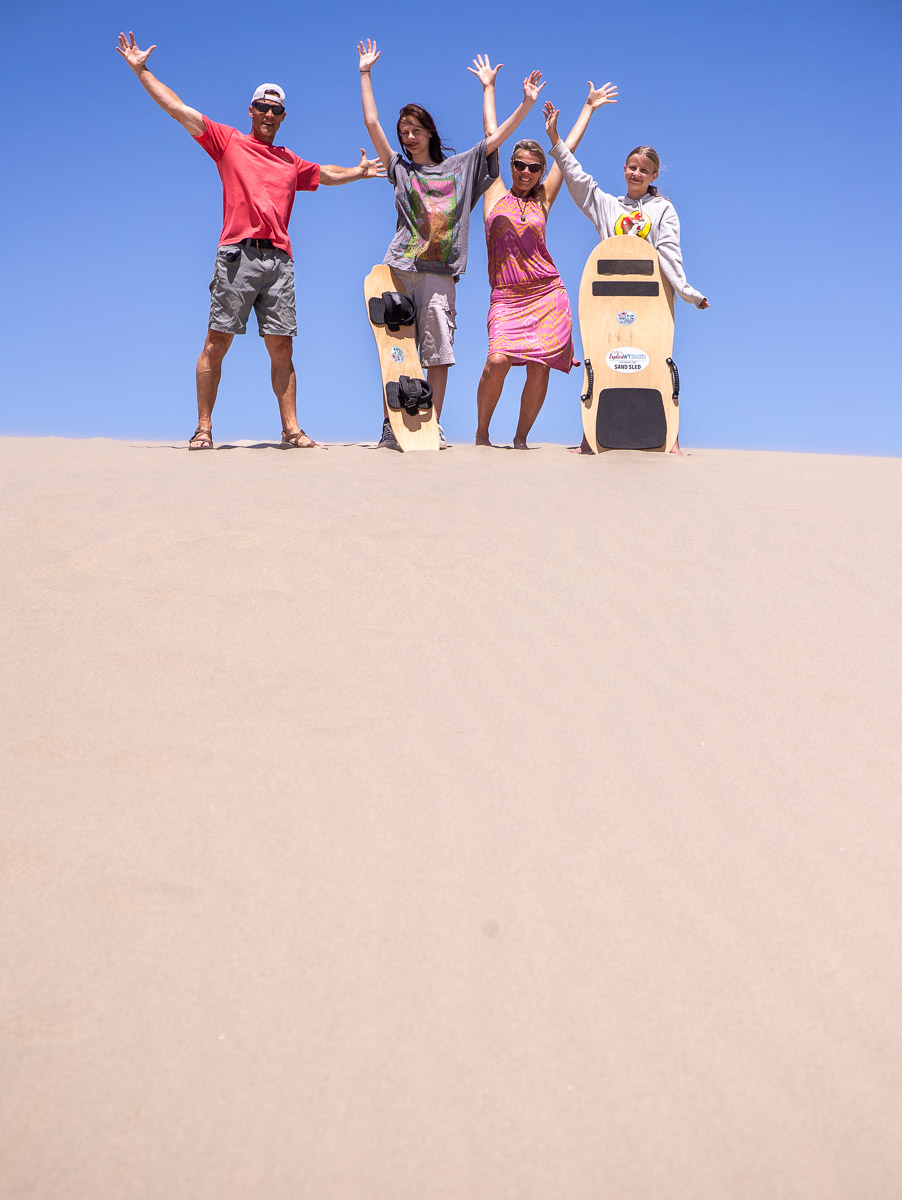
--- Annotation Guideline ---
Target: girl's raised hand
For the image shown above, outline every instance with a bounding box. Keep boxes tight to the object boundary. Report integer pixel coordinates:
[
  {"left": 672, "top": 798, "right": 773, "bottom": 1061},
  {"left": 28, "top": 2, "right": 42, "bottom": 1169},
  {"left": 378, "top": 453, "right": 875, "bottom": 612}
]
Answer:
[
  {"left": 586, "top": 80, "right": 618, "bottom": 109},
  {"left": 467, "top": 53, "right": 503, "bottom": 88},
  {"left": 543, "top": 100, "right": 560, "bottom": 142},
  {"left": 357, "top": 39, "right": 381, "bottom": 72},
  {"left": 522, "top": 70, "right": 545, "bottom": 104}
]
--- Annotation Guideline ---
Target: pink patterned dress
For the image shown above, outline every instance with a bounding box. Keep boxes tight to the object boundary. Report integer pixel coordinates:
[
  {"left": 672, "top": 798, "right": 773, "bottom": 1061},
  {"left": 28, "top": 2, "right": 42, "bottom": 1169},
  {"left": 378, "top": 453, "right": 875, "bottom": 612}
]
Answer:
[{"left": 485, "top": 193, "right": 574, "bottom": 373}]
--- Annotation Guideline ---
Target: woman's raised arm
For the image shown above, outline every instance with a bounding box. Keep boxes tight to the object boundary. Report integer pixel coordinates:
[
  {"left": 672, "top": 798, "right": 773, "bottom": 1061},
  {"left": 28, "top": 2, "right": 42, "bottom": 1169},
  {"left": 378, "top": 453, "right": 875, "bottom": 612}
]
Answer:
[
  {"left": 484, "top": 69, "right": 545, "bottom": 155},
  {"left": 358, "top": 39, "right": 393, "bottom": 169},
  {"left": 544, "top": 80, "right": 618, "bottom": 208}
]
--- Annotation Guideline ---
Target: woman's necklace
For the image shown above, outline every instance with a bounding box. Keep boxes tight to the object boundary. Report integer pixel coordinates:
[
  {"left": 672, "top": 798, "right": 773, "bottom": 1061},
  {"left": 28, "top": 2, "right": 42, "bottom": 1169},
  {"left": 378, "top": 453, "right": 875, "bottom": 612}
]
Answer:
[{"left": 513, "top": 192, "right": 529, "bottom": 223}]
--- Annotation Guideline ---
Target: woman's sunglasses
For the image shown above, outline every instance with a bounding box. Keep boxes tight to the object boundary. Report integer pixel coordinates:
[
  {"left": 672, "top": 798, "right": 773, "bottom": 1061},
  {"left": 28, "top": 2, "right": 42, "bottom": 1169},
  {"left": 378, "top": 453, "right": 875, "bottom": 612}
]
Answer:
[
  {"left": 512, "top": 160, "right": 543, "bottom": 174},
  {"left": 252, "top": 102, "right": 285, "bottom": 116}
]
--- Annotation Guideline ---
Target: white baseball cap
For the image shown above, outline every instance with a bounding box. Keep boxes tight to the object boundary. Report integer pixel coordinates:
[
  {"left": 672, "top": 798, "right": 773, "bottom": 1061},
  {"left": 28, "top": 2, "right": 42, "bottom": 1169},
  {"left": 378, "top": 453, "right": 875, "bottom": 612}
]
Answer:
[{"left": 251, "top": 84, "right": 286, "bottom": 106}]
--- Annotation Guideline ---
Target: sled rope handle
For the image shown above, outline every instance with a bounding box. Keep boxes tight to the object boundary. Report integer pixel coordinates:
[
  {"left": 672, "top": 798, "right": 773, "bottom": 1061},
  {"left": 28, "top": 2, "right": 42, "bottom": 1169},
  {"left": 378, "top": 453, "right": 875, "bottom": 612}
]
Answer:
[
  {"left": 581, "top": 358, "right": 594, "bottom": 406},
  {"left": 666, "top": 357, "right": 680, "bottom": 403}
]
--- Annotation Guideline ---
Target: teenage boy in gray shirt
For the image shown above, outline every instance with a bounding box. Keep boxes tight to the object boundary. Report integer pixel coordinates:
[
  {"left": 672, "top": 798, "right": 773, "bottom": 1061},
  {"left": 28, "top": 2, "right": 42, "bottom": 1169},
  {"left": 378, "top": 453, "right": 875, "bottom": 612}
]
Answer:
[{"left": 358, "top": 38, "right": 544, "bottom": 445}]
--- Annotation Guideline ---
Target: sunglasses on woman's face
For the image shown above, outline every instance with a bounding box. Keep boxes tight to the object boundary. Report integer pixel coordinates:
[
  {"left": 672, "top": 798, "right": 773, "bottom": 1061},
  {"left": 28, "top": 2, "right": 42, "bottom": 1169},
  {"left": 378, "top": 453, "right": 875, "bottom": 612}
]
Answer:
[
  {"left": 512, "top": 160, "right": 543, "bottom": 174},
  {"left": 252, "top": 102, "right": 285, "bottom": 116}
]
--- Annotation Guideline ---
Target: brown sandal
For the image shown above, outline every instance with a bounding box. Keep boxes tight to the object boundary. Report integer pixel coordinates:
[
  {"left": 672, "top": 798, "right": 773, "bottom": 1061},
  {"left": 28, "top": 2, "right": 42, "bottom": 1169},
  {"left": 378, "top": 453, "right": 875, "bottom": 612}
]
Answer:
[
  {"left": 189, "top": 426, "right": 213, "bottom": 451},
  {"left": 280, "top": 430, "right": 325, "bottom": 449}
]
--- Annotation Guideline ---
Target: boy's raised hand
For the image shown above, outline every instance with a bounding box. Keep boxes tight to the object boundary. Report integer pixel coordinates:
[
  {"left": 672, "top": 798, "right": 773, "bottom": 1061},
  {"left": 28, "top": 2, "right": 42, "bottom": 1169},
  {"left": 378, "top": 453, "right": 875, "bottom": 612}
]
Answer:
[
  {"left": 357, "top": 39, "right": 381, "bottom": 71},
  {"left": 468, "top": 53, "right": 503, "bottom": 88},
  {"left": 522, "top": 70, "right": 545, "bottom": 104}
]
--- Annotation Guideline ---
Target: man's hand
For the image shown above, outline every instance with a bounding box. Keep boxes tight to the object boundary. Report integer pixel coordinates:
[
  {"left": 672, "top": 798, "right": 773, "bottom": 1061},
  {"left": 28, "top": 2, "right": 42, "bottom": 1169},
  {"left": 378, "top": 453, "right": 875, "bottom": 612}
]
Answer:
[
  {"left": 319, "top": 153, "right": 388, "bottom": 185},
  {"left": 116, "top": 31, "right": 156, "bottom": 72},
  {"left": 586, "top": 80, "right": 618, "bottom": 110},
  {"left": 358, "top": 39, "right": 380, "bottom": 72},
  {"left": 468, "top": 53, "right": 503, "bottom": 88},
  {"left": 522, "top": 70, "right": 545, "bottom": 105},
  {"left": 358, "top": 149, "right": 387, "bottom": 179},
  {"left": 115, "top": 31, "right": 203, "bottom": 134}
]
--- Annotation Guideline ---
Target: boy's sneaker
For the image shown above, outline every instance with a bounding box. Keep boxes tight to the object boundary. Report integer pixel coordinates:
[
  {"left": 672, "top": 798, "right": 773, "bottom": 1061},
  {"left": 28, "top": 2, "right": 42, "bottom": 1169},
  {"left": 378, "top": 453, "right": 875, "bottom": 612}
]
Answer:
[
  {"left": 378, "top": 418, "right": 401, "bottom": 450},
  {"left": 438, "top": 423, "right": 449, "bottom": 447}
]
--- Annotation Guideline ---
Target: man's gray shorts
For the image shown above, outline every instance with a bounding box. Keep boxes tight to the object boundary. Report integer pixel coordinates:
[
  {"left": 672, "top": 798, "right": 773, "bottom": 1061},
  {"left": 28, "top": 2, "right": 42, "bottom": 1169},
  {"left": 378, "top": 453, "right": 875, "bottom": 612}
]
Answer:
[{"left": 208, "top": 242, "right": 296, "bottom": 337}]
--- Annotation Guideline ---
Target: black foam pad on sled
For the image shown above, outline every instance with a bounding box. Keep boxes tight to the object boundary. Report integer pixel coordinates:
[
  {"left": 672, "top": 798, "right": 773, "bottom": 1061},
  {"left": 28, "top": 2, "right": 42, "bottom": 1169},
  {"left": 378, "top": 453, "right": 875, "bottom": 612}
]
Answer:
[
  {"left": 592, "top": 281, "right": 660, "bottom": 297},
  {"left": 596, "top": 258, "right": 655, "bottom": 275},
  {"left": 596, "top": 388, "right": 666, "bottom": 450}
]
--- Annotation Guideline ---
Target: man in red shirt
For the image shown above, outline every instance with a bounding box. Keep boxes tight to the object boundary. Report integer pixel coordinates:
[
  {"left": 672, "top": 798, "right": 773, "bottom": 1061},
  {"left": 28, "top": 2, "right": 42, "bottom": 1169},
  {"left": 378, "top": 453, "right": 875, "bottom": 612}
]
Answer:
[{"left": 117, "top": 32, "right": 384, "bottom": 449}]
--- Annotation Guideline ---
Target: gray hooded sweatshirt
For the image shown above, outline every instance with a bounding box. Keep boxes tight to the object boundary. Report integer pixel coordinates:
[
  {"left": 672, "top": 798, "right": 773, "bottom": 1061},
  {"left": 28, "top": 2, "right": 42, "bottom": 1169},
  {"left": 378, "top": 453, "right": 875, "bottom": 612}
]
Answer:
[{"left": 550, "top": 142, "right": 706, "bottom": 307}]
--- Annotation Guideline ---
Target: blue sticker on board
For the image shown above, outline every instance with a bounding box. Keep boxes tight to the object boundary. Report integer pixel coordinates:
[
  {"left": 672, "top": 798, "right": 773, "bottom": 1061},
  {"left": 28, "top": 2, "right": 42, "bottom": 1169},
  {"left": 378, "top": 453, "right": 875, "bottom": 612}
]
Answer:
[
  {"left": 616, "top": 310, "right": 637, "bottom": 326},
  {"left": 390, "top": 346, "right": 404, "bottom": 363}
]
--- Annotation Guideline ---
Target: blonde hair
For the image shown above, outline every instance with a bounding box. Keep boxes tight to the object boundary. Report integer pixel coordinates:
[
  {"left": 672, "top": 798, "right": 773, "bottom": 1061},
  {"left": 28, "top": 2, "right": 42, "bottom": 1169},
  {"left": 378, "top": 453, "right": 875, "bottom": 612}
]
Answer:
[
  {"left": 624, "top": 145, "right": 662, "bottom": 197},
  {"left": 510, "top": 139, "right": 547, "bottom": 208}
]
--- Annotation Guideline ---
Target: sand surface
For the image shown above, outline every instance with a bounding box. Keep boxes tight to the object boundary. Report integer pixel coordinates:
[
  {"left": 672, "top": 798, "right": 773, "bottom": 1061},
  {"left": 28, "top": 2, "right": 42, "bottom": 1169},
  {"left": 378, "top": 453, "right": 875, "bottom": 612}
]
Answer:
[{"left": 3, "top": 436, "right": 902, "bottom": 1198}]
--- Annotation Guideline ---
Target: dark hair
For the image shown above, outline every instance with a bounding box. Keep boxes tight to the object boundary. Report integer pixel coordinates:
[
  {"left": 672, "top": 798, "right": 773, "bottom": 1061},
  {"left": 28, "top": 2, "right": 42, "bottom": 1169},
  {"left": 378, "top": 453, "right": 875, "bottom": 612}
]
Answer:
[
  {"left": 510, "top": 139, "right": 548, "bottom": 209},
  {"left": 396, "top": 104, "right": 455, "bottom": 164},
  {"left": 624, "top": 145, "right": 662, "bottom": 197}
]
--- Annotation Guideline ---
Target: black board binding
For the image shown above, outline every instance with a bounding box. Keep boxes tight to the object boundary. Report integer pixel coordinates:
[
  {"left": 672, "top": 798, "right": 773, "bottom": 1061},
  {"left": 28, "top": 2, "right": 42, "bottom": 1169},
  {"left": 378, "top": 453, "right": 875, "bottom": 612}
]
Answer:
[
  {"left": 385, "top": 375, "right": 434, "bottom": 415},
  {"left": 368, "top": 291, "right": 417, "bottom": 332}
]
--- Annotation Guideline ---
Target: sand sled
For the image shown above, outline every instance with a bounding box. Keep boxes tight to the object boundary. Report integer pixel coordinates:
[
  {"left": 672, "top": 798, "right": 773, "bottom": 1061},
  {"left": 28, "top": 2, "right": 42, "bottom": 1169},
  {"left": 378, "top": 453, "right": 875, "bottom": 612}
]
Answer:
[
  {"left": 577, "top": 236, "right": 679, "bottom": 453},
  {"left": 364, "top": 265, "right": 440, "bottom": 452}
]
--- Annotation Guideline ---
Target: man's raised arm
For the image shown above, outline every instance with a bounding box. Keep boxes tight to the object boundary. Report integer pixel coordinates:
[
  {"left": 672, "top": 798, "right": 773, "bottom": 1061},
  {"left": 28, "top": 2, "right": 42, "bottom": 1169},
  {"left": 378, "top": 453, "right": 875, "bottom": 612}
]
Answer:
[{"left": 116, "top": 32, "right": 205, "bottom": 136}]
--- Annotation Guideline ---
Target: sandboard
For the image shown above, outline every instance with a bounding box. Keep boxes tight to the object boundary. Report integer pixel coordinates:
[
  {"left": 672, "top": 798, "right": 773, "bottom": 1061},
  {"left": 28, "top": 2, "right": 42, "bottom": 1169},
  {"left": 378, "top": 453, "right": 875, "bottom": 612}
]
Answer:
[
  {"left": 577, "top": 236, "right": 679, "bottom": 454},
  {"left": 363, "top": 265, "right": 440, "bottom": 452}
]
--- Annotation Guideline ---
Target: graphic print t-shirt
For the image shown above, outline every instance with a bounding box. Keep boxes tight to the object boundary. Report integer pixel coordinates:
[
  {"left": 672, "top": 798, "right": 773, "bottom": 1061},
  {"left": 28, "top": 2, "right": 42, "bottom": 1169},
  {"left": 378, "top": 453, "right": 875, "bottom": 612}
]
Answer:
[
  {"left": 194, "top": 118, "right": 320, "bottom": 259},
  {"left": 383, "top": 140, "right": 499, "bottom": 277}
]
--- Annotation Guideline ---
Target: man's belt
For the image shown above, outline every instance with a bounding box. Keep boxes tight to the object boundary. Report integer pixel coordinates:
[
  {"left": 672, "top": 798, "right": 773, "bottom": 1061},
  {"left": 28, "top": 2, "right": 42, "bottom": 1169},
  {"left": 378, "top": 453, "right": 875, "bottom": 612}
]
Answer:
[{"left": 238, "top": 238, "right": 275, "bottom": 249}]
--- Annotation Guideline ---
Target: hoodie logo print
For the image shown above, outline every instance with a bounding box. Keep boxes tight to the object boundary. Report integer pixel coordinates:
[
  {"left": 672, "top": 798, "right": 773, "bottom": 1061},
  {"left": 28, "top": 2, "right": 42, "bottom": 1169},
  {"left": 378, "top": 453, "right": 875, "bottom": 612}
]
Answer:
[{"left": 614, "top": 211, "right": 651, "bottom": 239}]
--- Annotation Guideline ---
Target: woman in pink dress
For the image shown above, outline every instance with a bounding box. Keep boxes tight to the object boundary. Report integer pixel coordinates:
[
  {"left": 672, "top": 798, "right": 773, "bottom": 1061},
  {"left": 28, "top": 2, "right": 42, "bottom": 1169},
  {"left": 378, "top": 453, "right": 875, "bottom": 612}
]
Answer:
[{"left": 468, "top": 59, "right": 618, "bottom": 447}]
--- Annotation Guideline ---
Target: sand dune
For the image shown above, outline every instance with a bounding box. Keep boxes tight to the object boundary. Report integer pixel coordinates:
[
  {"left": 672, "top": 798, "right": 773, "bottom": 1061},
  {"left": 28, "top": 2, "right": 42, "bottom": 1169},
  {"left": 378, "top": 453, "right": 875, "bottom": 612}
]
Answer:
[{"left": 2, "top": 436, "right": 901, "bottom": 1198}]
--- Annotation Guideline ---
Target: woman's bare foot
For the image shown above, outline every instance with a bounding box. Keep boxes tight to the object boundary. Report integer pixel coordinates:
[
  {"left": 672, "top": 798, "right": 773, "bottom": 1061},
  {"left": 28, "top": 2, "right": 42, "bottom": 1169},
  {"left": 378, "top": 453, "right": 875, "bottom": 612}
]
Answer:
[
  {"left": 670, "top": 437, "right": 684, "bottom": 457},
  {"left": 475, "top": 434, "right": 495, "bottom": 447}
]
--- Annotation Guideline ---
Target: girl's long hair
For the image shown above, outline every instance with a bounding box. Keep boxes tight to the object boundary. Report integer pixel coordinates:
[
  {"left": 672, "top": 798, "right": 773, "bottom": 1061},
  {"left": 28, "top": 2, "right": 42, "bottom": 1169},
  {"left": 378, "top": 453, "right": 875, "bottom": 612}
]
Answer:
[
  {"left": 510, "top": 139, "right": 548, "bottom": 209},
  {"left": 625, "top": 145, "right": 662, "bottom": 197},
  {"left": 397, "top": 104, "right": 455, "bottom": 164}
]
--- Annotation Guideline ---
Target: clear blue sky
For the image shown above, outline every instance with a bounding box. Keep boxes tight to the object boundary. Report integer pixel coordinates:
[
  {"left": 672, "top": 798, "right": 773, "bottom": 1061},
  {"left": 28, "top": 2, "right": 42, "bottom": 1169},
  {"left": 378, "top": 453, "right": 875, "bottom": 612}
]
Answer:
[{"left": 2, "top": 0, "right": 900, "bottom": 453}]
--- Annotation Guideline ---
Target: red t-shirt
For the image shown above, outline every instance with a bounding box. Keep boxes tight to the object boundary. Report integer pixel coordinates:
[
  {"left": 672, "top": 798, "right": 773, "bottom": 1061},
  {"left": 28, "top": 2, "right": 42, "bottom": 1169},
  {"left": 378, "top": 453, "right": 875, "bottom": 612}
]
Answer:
[{"left": 194, "top": 117, "right": 320, "bottom": 259}]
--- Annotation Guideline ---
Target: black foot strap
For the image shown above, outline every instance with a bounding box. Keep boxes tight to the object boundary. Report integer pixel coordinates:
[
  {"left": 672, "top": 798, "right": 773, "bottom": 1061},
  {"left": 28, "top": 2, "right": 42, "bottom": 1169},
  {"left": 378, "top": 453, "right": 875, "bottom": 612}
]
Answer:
[
  {"left": 369, "top": 291, "right": 416, "bottom": 332},
  {"left": 385, "top": 376, "right": 434, "bottom": 414}
]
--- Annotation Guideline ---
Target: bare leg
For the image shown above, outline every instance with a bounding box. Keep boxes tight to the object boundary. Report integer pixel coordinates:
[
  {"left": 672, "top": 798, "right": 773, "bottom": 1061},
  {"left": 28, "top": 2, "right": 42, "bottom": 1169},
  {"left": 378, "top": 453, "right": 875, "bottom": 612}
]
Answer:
[
  {"left": 195, "top": 330, "right": 234, "bottom": 433},
  {"left": 264, "top": 334, "right": 321, "bottom": 447},
  {"left": 475, "top": 353, "right": 512, "bottom": 445},
  {"left": 264, "top": 334, "right": 298, "bottom": 432},
  {"left": 513, "top": 361, "right": 550, "bottom": 449},
  {"left": 427, "top": 364, "right": 449, "bottom": 420}
]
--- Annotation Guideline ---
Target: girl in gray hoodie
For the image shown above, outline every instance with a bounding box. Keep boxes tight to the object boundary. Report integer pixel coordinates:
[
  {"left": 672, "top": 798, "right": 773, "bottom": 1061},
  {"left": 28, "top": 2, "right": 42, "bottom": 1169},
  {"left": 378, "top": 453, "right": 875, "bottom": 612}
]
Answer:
[
  {"left": 543, "top": 99, "right": 708, "bottom": 453},
  {"left": 543, "top": 100, "right": 709, "bottom": 310}
]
